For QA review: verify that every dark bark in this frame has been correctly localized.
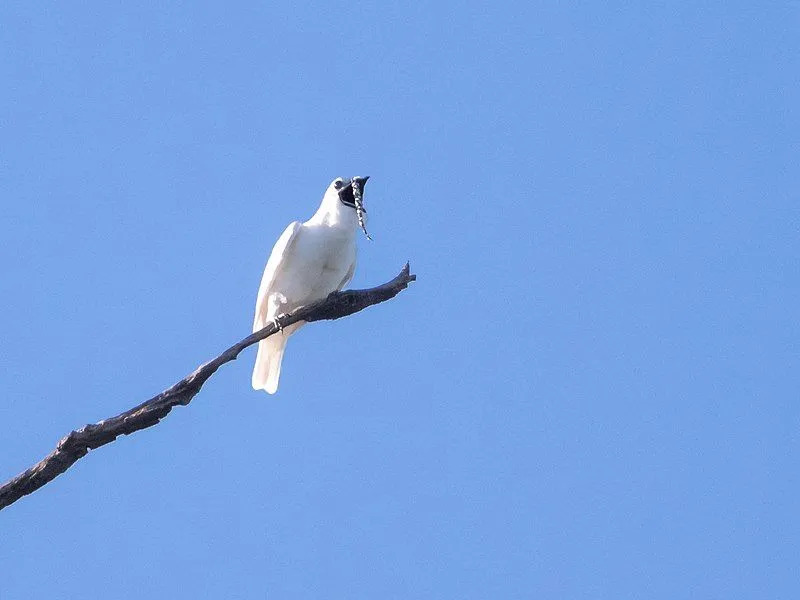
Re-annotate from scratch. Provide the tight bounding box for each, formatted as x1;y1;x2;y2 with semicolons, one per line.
0;264;415;512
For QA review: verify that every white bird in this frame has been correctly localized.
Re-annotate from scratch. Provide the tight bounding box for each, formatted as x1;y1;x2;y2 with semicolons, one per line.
251;176;370;394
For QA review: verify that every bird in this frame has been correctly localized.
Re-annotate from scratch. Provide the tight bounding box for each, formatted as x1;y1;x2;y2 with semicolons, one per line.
251;175;370;394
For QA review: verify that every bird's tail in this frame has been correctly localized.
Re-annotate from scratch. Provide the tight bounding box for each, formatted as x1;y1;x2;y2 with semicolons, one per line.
251;322;304;394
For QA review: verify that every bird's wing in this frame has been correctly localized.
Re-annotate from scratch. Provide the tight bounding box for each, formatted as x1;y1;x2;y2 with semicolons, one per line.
253;221;302;332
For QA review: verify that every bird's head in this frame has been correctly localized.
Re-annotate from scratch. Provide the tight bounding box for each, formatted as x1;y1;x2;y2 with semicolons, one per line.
328;175;370;210
324;176;372;239
314;176;372;239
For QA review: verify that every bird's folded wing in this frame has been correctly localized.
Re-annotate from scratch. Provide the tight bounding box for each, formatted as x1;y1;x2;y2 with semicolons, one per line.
253;221;302;332
337;259;356;291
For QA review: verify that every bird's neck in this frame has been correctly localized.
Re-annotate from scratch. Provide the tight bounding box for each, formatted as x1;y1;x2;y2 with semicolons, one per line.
307;197;358;229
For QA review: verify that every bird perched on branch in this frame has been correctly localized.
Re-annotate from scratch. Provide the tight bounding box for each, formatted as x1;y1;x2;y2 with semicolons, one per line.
252;176;371;394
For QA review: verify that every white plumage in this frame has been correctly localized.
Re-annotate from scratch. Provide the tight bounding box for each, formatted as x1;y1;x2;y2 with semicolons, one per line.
251;176;368;394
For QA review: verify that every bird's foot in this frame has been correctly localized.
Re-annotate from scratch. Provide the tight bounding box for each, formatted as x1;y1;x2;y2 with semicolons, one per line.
273;314;286;334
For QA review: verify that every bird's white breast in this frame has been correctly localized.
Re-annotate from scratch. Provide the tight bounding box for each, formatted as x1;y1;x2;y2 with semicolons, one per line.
273;221;356;310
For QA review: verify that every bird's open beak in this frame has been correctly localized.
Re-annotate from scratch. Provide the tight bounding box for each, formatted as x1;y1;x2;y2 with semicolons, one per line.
337;176;370;209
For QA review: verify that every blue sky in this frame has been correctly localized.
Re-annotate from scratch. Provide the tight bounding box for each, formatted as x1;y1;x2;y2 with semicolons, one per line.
1;2;798;598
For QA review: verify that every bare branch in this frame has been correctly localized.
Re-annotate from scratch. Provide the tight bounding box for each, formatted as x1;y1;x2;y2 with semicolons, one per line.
0;264;415;512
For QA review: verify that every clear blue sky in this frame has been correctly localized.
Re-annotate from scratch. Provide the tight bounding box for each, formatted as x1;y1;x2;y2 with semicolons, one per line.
1;2;797;598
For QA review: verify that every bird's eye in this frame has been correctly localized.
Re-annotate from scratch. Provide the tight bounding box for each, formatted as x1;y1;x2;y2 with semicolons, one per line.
334;180;344;190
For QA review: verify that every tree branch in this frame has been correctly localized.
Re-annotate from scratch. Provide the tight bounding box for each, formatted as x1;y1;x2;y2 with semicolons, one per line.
0;264;415;512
